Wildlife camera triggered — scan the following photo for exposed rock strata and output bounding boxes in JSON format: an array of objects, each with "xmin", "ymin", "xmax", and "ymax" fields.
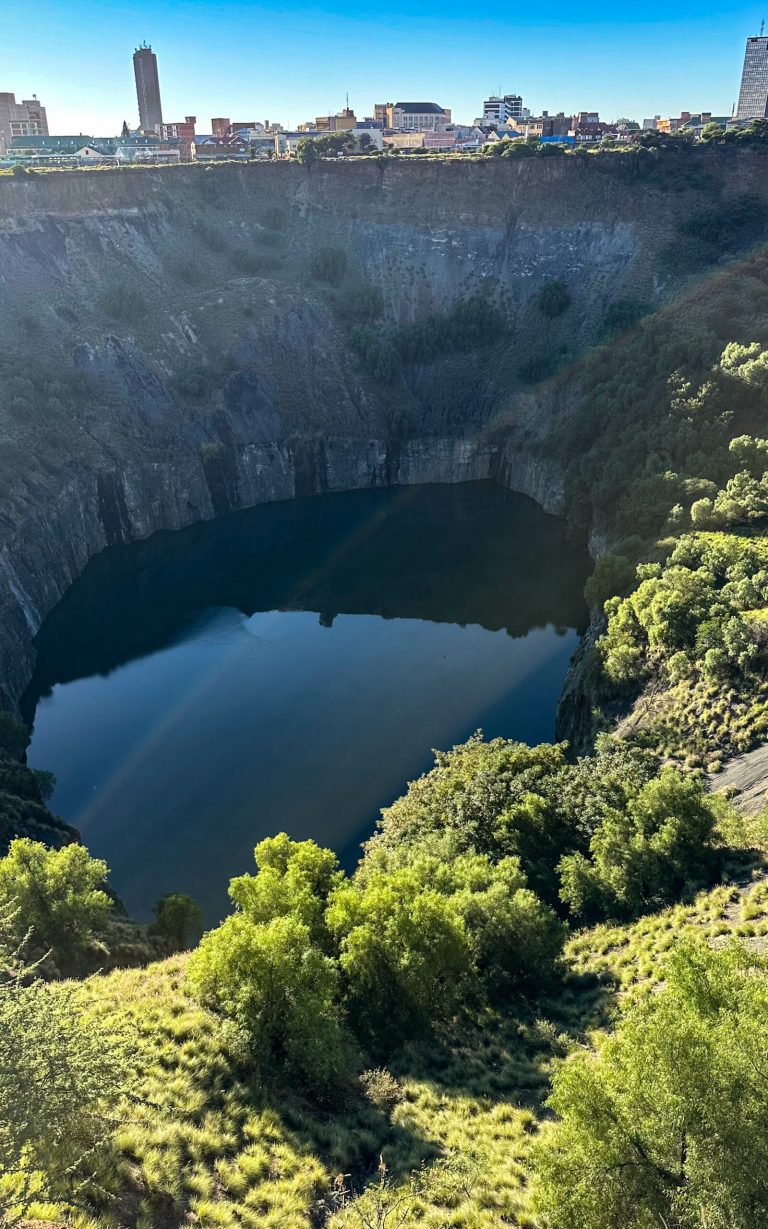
[{"xmin": 2, "ymin": 153, "xmax": 766, "ymax": 721}]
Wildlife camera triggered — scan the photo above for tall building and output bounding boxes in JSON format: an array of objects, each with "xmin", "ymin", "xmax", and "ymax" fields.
[
  {"xmin": 737, "ymin": 33, "xmax": 768, "ymax": 119},
  {"xmin": 0, "ymin": 93, "xmax": 48, "ymax": 155},
  {"xmin": 482, "ymin": 94, "xmax": 524, "ymax": 125},
  {"xmin": 133, "ymin": 44, "xmax": 163, "ymax": 133}
]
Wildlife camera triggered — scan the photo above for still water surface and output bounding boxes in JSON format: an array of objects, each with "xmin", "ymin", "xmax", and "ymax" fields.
[{"xmin": 24, "ymin": 483, "xmax": 589, "ymax": 922}]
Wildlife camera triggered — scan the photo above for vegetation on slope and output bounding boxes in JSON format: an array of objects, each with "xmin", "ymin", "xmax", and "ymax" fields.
[{"xmin": 1, "ymin": 728, "xmax": 766, "ymax": 1228}]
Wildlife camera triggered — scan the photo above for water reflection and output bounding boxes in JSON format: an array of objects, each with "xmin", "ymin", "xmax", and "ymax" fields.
[{"xmin": 25, "ymin": 483, "xmax": 589, "ymax": 922}]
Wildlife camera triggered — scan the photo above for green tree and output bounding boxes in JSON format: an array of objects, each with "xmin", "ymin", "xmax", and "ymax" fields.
[
  {"xmin": 0, "ymin": 906, "xmax": 131, "ymax": 1222},
  {"xmin": 699, "ymin": 121, "xmax": 724, "ymax": 142},
  {"xmin": 295, "ymin": 137, "xmax": 319, "ymax": 166},
  {"xmin": 0, "ymin": 714, "xmax": 29, "ymax": 760},
  {"xmin": 0, "ymin": 839, "xmax": 111, "ymax": 975},
  {"xmin": 151, "ymin": 893, "xmax": 203, "ymax": 952},
  {"xmin": 188, "ymin": 912, "xmax": 346, "ymax": 1086},
  {"xmin": 558, "ymin": 767, "xmax": 717, "ymax": 920},
  {"xmin": 327, "ymin": 865, "xmax": 471, "ymax": 1048},
  {"xmin": 229, "ymin": 832, "xmax": 342, "ymax": 946},
  {"xmin": 584, "ymin": 554, "xmax": 636, "ymax": 607},
  {"xmin": 532, "ymin": 941, "xmax": 768, "ymax": 1228},
  {"xmin": 534, "ymin": 278, "xmax": 572, "ymax": 319}
]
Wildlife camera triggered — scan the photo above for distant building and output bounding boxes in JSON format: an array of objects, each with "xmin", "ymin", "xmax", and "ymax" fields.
[
  {"xmin": 7, "ymin": 133, "xmax": 180, "ymax": 166},
  {"xmin": 374, "ymin": 102, "xmax": 451, "ymax": 131},
  {"xmin": 160, "ymin": 116, "xmax": 196, "ymax": 160},
  {"xmin": 133, "ymin": 44, "xmax": 163, "ymax": 132},
  {"xmin": 737, "ymin": 33, "xmax": 768, "ymax": 119},
  {"xmin": 384, "ymin": 130, "xmax": 455, "ymax": 151},
  {"xmin": 0, "ymin": 93, "xmax": 48, "ymax": 155},
  {"xmin": 523, "ymin": 112, "xmax": 571, "ymax": 139},
  {"xmin": 482, "ymin": 94, "xmax": 524, "ymax": 125},
  {"xmin": 211, "ymin": 117, "xmax": 230, "ymax": 136},
  {"xmin": 647, "ymin": 111, "xmax": 728, "ymax": 135},
  {"xmin": 314, "ymin": 108, "xmax": 356, "ymax": 132},
  {"xmin": 194, "ymin": 135, "xmax": 249, "ymax": 161}
]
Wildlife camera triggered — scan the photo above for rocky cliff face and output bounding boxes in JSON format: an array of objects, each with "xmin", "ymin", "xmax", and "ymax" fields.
[{"xmin": 1, "ymin": 152, "xmax": 766, "ymax": 712}]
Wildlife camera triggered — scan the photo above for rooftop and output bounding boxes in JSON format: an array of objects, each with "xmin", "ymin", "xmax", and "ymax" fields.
[{"xmin": 394, "ymin": 102, "xmax": 446, "ymax": 114}]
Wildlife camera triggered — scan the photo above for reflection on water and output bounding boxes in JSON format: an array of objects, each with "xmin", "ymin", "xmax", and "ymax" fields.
[{"xmin": 24, "ymin": 483, "xmax": 589, "ymax": 922}]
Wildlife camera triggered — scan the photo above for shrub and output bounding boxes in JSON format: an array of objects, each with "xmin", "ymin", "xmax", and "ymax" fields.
[
  {"xmin": 0, "ymin": 838, "xmax": 111, "ymax": 975},
  {"xmin": 534, "ymin": 278, "xmax": 571, "ymax": 319},
  {"xmin": 359, "ymin": 1067, "xmax": 403, "ymax": 1112},
  {"xmin": 333, "ymin": 281, "xmax": 384, "ymax": 324},
  {"xmin": 151, "ymin": 893, "xmax": 203, "ymax": 951},
  {"xmin": 583, "ymin": 554, "xmax": 636, "ymax": 607},
  {"xmin": 0, "ymin": 910, "xmax": 132, "ymax": 1221},
  {"xmin": 188, "ymin": 912, "xmax": 346, "ymax": 1087},
  {"xmin": 517, "ymin": 354, "xmax": 556, "ymax": 384},
  {"xmin": 601, "ymin": 297, "xmax": 649, "ymax": 337},
  {"xmin": 327, "ymin": 865, "xmax": 471, "ymax": 1048},
  {"xmin": 0, "ymin": 714, "xmax": 28, "ymax": 760},
  {"xmin": 559, "ymin": 768, "xmax": 718, "ymax": 920},
  {"xmin": 532, "ymin": 941, "xmax": 768, "ymax": 1228},
  {"xmin": 229, "ymin": 833, "xmax": 342, "ymax": 946}
]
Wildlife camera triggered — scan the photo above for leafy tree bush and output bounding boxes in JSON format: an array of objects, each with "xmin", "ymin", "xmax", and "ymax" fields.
[
  {"xmin": 188, "ymin": 912, "xmax": 346, "ymax": 1087},
  {"xmin": 517, "ymin": 354, "xmax": 556, "ymax": 384},
  {"xmin": 229, "ymin": 833, "xmax": 342, "ymax": 946},
  {"xmin": 534, "ymin": 278, "xmax": 571, "ymax": 319},
  {"xmin": 368, "ymin": 732, "xmax": 702, "ymax": 922},
  {"xmin": 599, "ymin": 531, "xmax": 768, "ymax": 705},
  {"xmin": 359, "ymin": 1067, "xmax": 403, "ymax": 1112},
  {"xmin": 350, "ymin": 294, "xmax": 507, "ymax": 380},
  {"xmin": 558, "ymin": 768, "xmax": 717, "ymax": 920},
  {"xmin": 0, "ymin": 714, "xmax": 28, "ymax": 760},
  {"xmin": 151, "ymin": 893, "xmax": 203, "ymax": 952},
  {"xmin": 584, "ymin": 554, "xmax": 636, "ymax": 606},
  {"xmin": 0, "ymin": 839, "xmax": 111, "ymax": 975},
  {"xmin": 533, "ymin": 941, "xmax": 768, "ymax": 1228},
  {"xmin": 332, "ymin": 280, "xmax": 384, "ymax": 324},
  {"xmin": 601, "ymin": 297, "xmax": 649, "ymax": 337},
  {"xmin": 0, "ymin": 906, "xmax": 131, "ymax": 1222},
  {"xmin": 326, "ymin": 862, "xmax": 471, "ymax": 1048},
  {"xmin": 297, "ymin": 132, "xmax": 355, "ymax": 164}
]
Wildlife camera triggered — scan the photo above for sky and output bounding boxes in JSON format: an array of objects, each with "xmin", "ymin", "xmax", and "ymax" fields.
[{"xmin": 0, "ymin": 0, "xmax": 763, "ymax": 135}]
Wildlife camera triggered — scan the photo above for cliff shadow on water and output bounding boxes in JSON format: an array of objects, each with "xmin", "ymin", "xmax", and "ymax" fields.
[{"xmin": 22, "ymin": 482, "xmax": 590, "ymax": 921}]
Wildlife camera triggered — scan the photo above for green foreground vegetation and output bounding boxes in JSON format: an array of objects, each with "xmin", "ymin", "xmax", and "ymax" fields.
[{"xmin": 2, "ymin": 721, "xmax": 768, "ymax": 1228}]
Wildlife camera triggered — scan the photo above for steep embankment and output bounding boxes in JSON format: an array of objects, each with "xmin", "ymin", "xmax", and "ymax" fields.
[{"xmin": 1, "ymin": 152, "xmax": 767, "ymax": 713}]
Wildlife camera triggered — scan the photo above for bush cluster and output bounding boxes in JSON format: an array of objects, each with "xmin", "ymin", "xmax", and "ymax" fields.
[
  {"xmin": 349, "ymin": 293, "xmax": 507, "ymax": 382},
  {"xmin": 534, "ymin": 940, "xmax": 768, "ymax": 1228},
  {"xmin": 188, "ymin": 826, "xmax": 563, "ymax": 1084}
]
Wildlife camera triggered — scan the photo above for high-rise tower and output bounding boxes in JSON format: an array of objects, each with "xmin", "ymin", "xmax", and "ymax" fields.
[
  {"xmin": 736, "ymin": 31, "xmax": 768, "ymax": 120},
  {"xmin": 133, "ymin": 43, "xmax": 163, "ymax": 132}
]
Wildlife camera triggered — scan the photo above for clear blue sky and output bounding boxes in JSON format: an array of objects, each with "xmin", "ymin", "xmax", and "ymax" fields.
[{"xmin": 0, "ymin": 0, "xmax": 762, "ymax": 134}]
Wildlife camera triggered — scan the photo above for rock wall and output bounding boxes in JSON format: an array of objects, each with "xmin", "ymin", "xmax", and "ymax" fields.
[{"xmin": 1, "ymin": 152, "xmax": 765, "ymax": 711}]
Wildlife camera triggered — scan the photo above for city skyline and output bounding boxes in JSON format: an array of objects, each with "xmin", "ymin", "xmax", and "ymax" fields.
[{"xmin": 0, "ymin": 0, "xmax": 763, "ymax": 135}]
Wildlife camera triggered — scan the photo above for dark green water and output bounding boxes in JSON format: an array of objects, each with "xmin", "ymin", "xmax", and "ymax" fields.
[{"xmin": 24, "ymin": 483, "xmax": 589, "ymax": 923}]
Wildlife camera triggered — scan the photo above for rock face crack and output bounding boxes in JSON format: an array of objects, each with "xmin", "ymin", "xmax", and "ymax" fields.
[{"xmin": 97, "ymin": 472, "xmax": 132, "ymax": 547}]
